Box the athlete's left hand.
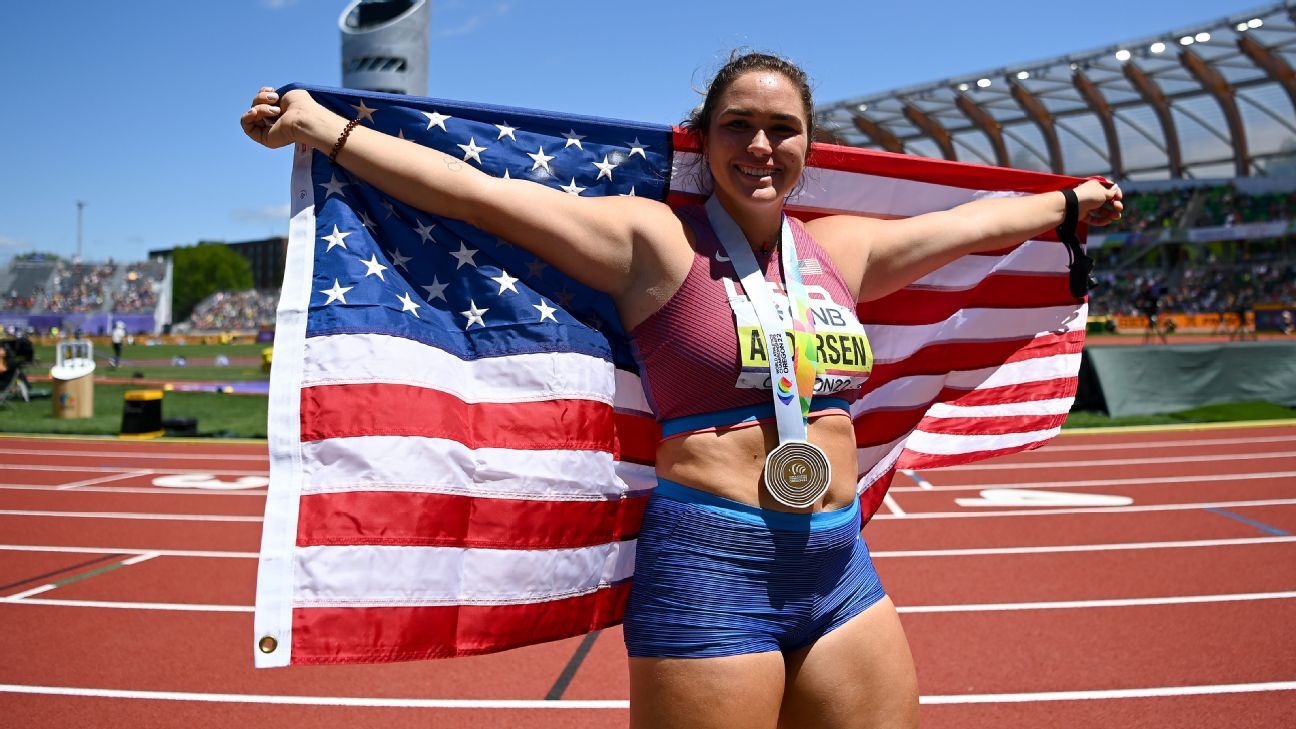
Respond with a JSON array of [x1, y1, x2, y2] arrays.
[[1074, 179, 1123, 227]]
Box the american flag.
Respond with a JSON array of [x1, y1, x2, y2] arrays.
[[254, 85, 1087, 667]]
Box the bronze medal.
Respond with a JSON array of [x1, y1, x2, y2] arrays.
[[763, 440, 832, 508]]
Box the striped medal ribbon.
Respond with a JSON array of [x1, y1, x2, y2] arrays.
[[705, 196, 831, 508]]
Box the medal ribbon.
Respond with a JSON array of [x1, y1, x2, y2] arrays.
[[704, 196, 820, 442]]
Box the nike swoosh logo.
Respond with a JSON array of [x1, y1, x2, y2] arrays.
[[716, 252, 730, 262]]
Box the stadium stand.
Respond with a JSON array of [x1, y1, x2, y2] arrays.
[[179, 290, 279, 332]]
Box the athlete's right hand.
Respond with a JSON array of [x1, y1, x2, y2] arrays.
[[240, 87, 316, 149]]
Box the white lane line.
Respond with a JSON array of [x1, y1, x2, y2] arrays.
[[889, 470, 1296, 494], [0, 545, 257, 558], [3, 537, 1294, 562], [870, 497, 1296, 520], [2, 681, 1294, 707], [1040, 434, 1296, 453], [935, 452, 1296, 472], [7, 584, 58, 600], [0, 448, 265, 461], [873, 535, 1296, 557], [883, 493, 907, 517], [898, 591, 1296, 613], [0, 598, 252, 612], [0, 510, 261, 523], [0, 484, 267, 497], [56, 471, 152, 491], [0, 464, 269, 477], [900, 469, 934, 490], [121, 552, 160, 566]]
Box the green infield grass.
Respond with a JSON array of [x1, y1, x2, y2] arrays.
[[0, 383, 268, 438], [1064, 401, 1296, 428], [28, 342, 270, 382]]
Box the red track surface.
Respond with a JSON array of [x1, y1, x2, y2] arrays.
[[1, 426, 1294, 728]]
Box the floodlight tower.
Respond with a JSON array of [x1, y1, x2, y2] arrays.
[[339, 0, 430, 96]]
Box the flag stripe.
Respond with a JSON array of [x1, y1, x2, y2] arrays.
[[300, 383, 616, 450], [860, 329, 1085, 395], [300, 436, 654, 500], [864, 274, 1075, 326], [297, 490, 648, 549], [293, 541, 636, 605], [291, 581, 632, 663]]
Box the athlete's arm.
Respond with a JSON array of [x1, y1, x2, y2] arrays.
[[241, 88, 683, 298], [805, 179, 1121, 302]]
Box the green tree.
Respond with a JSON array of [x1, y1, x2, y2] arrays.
[[171, 243, 254, 322]]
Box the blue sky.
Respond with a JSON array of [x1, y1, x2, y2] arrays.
[[0, 0, 1260, 263]]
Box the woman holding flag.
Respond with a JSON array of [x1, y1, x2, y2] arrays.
[[243, 51, 1120, 729]]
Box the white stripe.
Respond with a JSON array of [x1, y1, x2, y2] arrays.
[[300, 436, 654, 499], [3, 682, 1293, 707], [856, 353, 1079, 413], [614, 368, 652, 415], [902, 426, 1062, 456], [910, 239, 1071, 288], [869, 497, 1296, 520], [926, 397, 1074, 419], [899, 591, 1296, 613], [121, 552, 160, 566], [56, 471, 151, 490], [866, 305, 1085, 365], [0, 598, 253, 612], [890, 470, 1296, 493], [872, 536, 1296, 557], [0, 484, 268, 497], [0, 545, 258, 558], [0, 448, 265, 461], [0, 509, 261, 522], [293, 541, 636, 606], [1041, 434, 1296, 453], [7, 584, 57, 600], [303, 332, 617, 405], [933, 451, 1296, 471]]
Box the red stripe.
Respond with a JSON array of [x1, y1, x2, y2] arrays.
[[859, 330, 1084, 396], [672, 129, 1083, 193], [897, 438, 1057, 470], [938, 377, 1079, 407], [300, 383, 615, 451], [297, 490, 648, 550], [861, 273, 1074, 326], [291, 581, 631, 663], [858, 466, 897, 526], [615, 411, 660, 465], [854, 385, 1076, 448]]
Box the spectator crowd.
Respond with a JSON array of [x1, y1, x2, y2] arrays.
[[182, 290, 279, 332]]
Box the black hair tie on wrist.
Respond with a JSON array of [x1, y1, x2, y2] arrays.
[[1057, 188, 1097, 301]]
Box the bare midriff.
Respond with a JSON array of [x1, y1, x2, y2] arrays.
[[654, 411, 860, 513]]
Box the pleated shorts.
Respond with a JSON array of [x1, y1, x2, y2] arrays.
[[623, 478, 887, 658]]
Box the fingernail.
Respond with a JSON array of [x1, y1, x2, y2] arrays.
[[269, 93, 278, 101], [270, 106, 281, 114]]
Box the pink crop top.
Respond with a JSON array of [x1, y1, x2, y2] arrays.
[[628, 204, 872, 437]]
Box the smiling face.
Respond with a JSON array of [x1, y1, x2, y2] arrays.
[[704, 70, 810, 213]]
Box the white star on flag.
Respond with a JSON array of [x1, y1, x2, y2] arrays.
[[422, 276, 449, 301], [627, 138, 648, 158], [525, 259, 548, 280], [414, 219, 436, 244], [361, 254, 388, 281], [423, 110, 451, 132], [458, 137, 487, 164], [358, 211, 376, 230], [351, 101, 377, 123], [560, 178, 586, 195], [397, 291, 421, 317], [396, 129, 408, 140], [534, 299, 558, 322], [460, 300, 488, 328], [380, 198, 397, 220], [319, 279, 353, 305], [501, 168, 511, 179], [391, 249, 413, 270], [528, 146, 555, 173], [491, 271, 520, 294], [319, 174, 349, 199], [562, 130, 585, 149], [495, 122, 517, 141], [321, 225, 352, 252], [450, 242, 479, 269], [620, 186, 637, 197], [593, 156, 617, 181]]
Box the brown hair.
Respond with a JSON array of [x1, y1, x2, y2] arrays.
[[683, 50, 816, 152]]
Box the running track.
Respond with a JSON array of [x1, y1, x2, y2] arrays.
[[1, 426, 1293, 728]]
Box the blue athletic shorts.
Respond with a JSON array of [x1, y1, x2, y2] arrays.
[[623, 478, 888, 658]]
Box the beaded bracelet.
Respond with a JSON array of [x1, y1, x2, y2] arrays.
[[329, 118, 362, 164]]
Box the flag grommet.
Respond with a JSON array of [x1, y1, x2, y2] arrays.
[[258, 635, 278, 653]]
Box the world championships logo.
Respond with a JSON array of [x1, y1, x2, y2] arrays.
[[776, 375, 795, 405]]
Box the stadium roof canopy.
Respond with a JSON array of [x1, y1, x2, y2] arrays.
[[815, 2, 1296, 180]]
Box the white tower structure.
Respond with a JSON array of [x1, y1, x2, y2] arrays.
[[339, 0, 430, 96]]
